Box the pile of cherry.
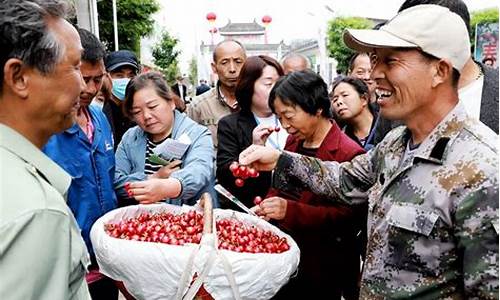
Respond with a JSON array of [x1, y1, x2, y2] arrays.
[[105, 210, 204, 245], [229, 161, 259, 187], [216, 218, 290, 253], [104, 211, 290, 254]]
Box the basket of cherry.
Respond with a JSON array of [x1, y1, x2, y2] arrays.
[[90, 193, 300, 300]]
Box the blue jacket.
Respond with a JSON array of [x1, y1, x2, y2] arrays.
[[114, 110, 217, 206], [43, 105, 117, 255]]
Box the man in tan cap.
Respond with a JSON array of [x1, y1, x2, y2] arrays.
[[239, 5, 498, 299]]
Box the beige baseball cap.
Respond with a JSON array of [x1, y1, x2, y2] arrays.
[[343, 4, 470, 71]]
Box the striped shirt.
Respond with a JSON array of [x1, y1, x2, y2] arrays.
[[144, 135, 170, 175]]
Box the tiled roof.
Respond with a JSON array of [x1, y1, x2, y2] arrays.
[[219, 20, 265, 34], [202, 42, 289, 52]]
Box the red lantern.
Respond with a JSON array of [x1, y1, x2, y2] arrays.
[[262, 15, 272, 26], [206, 12, 217, 23]]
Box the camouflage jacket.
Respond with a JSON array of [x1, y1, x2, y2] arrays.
[[273, 104, 499, 299]]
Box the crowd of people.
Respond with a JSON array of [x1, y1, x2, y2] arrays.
[[0, 0, 498, 300]]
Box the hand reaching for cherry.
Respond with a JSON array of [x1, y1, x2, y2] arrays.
[[251, 196, 288, 221], [252, 124, 281, 146]]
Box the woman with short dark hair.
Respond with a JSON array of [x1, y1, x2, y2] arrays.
[[254, 70, 366, 300]]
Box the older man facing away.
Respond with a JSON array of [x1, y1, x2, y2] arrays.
[[0, 0, 91, 299], [43, 28, 118, 300]]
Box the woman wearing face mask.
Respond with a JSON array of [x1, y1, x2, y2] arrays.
[[330, 77, 378, 151], [216, 55, 285, 208], [253, 71, 366, 300], [114, 72, 216, 207], [102, 77, 136, 149]]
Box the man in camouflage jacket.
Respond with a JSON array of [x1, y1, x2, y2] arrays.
[[240, 5, 498, 299]]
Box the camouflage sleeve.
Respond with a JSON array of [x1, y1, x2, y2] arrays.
[[273, 149, 377, 205], [455, 185, 499, 298]]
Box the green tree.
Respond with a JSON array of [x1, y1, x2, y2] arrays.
[[326, 17, 373, 74], [97, 0, 160, 54], [152, 31, 181, 84], [470, 8, 499, 48], [188, 57, 198, 87]]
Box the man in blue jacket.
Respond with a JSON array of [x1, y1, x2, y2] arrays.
[[44, 28, 118, 299]]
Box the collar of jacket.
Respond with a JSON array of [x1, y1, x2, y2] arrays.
[[65, 106, 103, 135], [0, 124, 71, 195], [285, 120, 344, 158], [401, 103, 468, 164], [216, 81, 239, 111]]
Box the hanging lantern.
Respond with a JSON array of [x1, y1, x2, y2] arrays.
[[262, 15, 272, 27], [206, 12, 217, 25]]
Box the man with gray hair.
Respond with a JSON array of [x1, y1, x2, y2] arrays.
[[43, 27, 118, 300], [239, 5, 498, 299], [281, 53, 311, 74], [0, 0, 91, 299]]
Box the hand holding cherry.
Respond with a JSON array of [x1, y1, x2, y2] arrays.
[[125, 182, 133, 198], [229, 161, 259, 188], [252, 124, 282, 145]]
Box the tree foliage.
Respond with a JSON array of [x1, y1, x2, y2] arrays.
[[188, 57, 198, 87], [97, 0, 160, 54], [152, 31, 181, 84], [470, 8, 499, 46], [326, 17, 373, 74]]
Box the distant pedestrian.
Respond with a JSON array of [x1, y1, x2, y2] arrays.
[[281, 53, 311, 74], [171, 74, 187, 111], [196, 79, 211, 96]]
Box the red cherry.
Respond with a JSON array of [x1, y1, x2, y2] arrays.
[[247, 168, 258, 178], [253, 196, 262, 206], [238, 165, 247, 174], [229, 162, 239, 172], [235, 178, 244, 187], [275, 126, 281, 132]]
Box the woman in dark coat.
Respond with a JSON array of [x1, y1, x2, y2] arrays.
[[217, 55, 285, 208]]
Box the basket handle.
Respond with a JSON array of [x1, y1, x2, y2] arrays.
[[201, 193, 213, 234]]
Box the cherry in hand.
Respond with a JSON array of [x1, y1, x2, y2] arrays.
[[229, 161, 259, 188]]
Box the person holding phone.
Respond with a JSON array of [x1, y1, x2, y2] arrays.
[[114, 72, 216, 207]]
